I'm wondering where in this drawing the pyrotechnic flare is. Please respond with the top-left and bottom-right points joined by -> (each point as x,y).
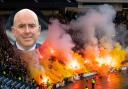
21,4 -> 126,87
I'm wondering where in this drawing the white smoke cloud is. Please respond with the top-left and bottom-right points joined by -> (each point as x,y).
69,4 -> 116,50
47,19 -> 75,52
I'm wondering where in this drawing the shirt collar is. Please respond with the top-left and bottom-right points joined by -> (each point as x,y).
16,42 -> 36,51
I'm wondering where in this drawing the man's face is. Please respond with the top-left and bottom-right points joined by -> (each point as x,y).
12,13 -> 40,50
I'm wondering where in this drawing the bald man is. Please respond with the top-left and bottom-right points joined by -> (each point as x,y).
12,9 -> 41,51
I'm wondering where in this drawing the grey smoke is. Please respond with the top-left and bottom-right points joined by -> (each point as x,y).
69,4 -> 116,50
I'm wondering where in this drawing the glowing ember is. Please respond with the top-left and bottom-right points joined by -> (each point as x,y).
41,76 -> 50,84
95,56 -> 113,67
106,56 -> 112,65
68,60 -> 80,70
84,59 -> 90,64
50,47 -> 55,54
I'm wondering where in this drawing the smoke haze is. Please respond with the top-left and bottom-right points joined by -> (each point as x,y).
69,4 -> 116,50
47,19 -> 75,52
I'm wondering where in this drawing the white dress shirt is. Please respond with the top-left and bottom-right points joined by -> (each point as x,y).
16,42 -> 36,51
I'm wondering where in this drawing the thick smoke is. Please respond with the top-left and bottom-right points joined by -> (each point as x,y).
70,4 -> 116,51
47,19 -> 75,52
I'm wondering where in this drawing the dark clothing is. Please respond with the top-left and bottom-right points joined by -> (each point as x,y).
35,43 -> 41,48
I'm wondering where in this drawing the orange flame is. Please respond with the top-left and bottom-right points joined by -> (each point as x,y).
28,41 -> 126,86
